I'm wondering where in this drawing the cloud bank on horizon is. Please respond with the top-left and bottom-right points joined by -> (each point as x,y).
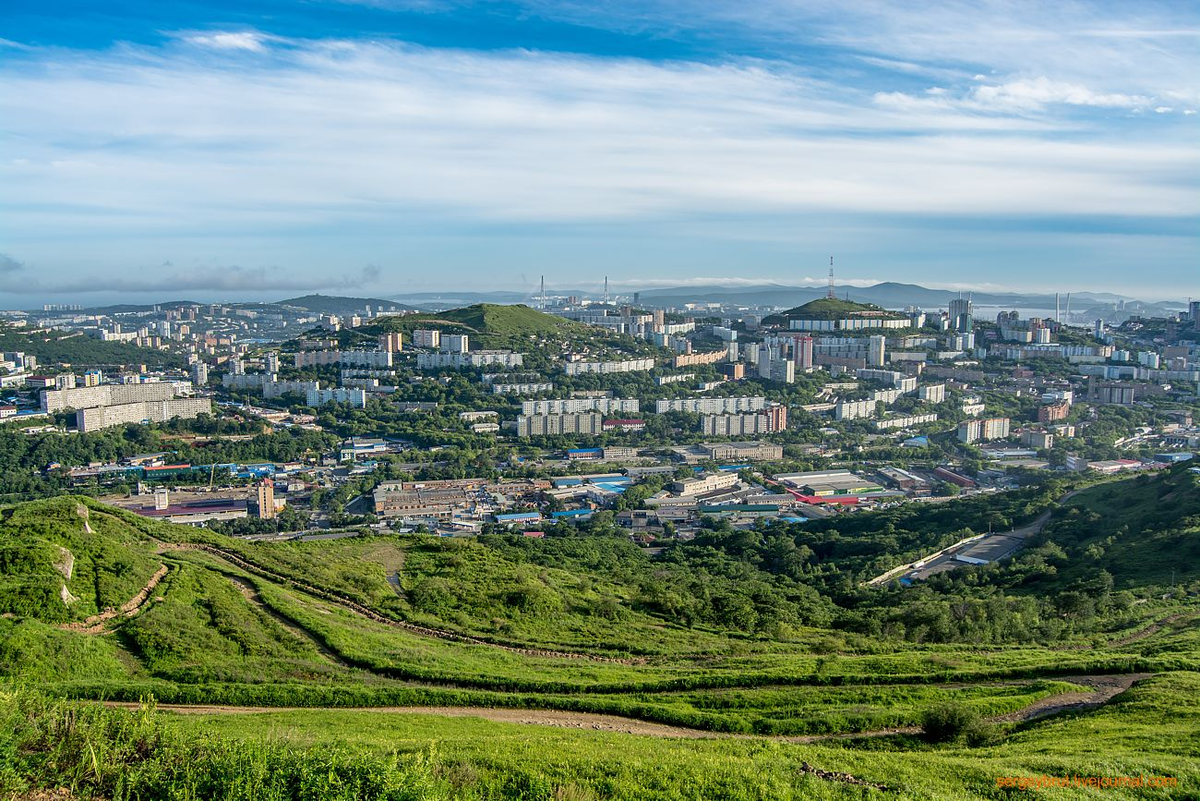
0,0 -> 1196,302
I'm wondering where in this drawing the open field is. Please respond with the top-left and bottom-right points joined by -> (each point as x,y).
2,472 -> 1198,798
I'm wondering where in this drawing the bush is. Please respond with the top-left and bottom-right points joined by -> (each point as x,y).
920,702 -> 993,745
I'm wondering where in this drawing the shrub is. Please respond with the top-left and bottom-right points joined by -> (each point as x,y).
920,702 -> 990,744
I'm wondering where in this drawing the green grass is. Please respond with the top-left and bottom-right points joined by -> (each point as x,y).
160,671 -> 1200,800
2,491 -> 1199,799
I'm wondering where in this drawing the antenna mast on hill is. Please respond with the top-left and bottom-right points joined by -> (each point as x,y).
827,256 -> 836,299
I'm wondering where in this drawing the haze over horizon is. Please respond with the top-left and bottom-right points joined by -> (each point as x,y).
2,0 -> 1197,304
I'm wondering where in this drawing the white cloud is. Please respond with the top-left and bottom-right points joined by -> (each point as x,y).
0,31 -> 1196,285
1155,106 -> 1174,113
183,31 -> 271,52
970,77 -> 1149,111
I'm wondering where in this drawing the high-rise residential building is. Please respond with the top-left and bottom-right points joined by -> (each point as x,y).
83,370 -> 102,387
867,335 -> 886,367
957,416 -> 1011,443
441,334 -> 469,353
265,352 -> 281,373
949,296 -> 973,331
523,398 -> 639,415
918,383 -> 946,403
412,329 -> 441,349
190,362 -> 208,386
378,332 -> 404,352
256,480 -> 276,520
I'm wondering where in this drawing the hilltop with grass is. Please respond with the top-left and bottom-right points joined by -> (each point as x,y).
0,469 -> 1197,799
780,297 -> 908,321
370,303 -> 586,338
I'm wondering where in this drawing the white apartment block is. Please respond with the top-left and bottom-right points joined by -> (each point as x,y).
42,382 -> 180,413
418,352 -> 524,369
656,397 -> 767,414
874,413 -> 938,431
918,384 -> 946,403
562,358 -> 655,375
835,399 -> 877,420
522,398 -> 640,415
700,412 -> 780,437
957,416 -> 1011,443
76,398 -> 211,433
294,350 -> 394,369
306,388 -> 368,408
492,383 -> 554,395
517,412 -> 605,437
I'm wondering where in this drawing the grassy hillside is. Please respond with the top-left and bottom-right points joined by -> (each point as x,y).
0,488 -> 1197,799
277,294 -> 409,315
3,672 -> 1197,799
1049,467 -> 1200,587
370,303 -> 585,339
0,324 -> 183,368
781,297 -> 904,320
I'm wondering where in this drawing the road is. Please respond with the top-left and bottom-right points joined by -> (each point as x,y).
866,488 -> 1088,586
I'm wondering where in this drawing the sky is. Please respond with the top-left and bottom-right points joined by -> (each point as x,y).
1,0 -> 1197,305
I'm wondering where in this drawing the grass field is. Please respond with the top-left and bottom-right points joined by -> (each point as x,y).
1,475 -> 1198,799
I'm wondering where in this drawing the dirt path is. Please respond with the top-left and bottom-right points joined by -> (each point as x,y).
988,673 -> 1149,723
102,672 -> 1149,744
167,542 -> 645,665
224,575 -> 353,668
1107,613 -> 1193,647
60,564 -> 170,635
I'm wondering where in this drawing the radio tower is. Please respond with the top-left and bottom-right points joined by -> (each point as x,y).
827,256 -> 836,299
540,275 -> 546,309
604,276 -> 609,306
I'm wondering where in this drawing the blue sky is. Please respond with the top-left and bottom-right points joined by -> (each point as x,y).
1,0 -> 1197,304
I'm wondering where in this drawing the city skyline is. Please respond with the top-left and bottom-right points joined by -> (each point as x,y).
1,0 -> 1197,303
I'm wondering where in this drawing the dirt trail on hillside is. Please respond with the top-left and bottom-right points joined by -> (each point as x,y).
1107,613 -> 1194,647
102,672 -> 1149,744
224,575 -> 353,668
166,542 -> 646,665
60,564 -> 170,635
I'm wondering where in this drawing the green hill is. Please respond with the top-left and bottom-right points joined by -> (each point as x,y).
1043,467 -> 1200,587
0,324 -> 184,369
438,304 -> 585,336
369,303 -> 586,339
1,488 -> 1197,799
781,297 -> 905,320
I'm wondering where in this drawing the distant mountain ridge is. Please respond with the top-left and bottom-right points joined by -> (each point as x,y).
632,281 -> 1185,310
276,294 -> 411,315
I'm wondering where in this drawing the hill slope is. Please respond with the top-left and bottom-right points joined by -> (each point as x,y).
0,324 -> 183,369
781,297 -> 905,320
369,303 -> 586,340
277,294 -> 411,315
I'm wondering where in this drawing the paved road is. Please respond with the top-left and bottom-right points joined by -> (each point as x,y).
866,488 -> 1088,586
